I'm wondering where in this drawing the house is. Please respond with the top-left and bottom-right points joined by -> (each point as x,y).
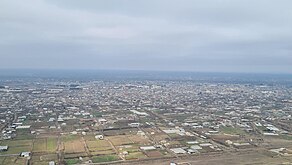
49,161 -> 55,165
16,125 -> 31,129
170,148 -> 186,154
128,123 -> 140,127
98,118 -> 107,124
20,152 -> 31,157
140,146 -> 156,151
0,146 -> 8,152
95,135 -> 104,140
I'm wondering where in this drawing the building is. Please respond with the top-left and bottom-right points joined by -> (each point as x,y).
95,135 -> 104,140
0,146 -> 8,152
170,148 -> 186,154
128,123 -> 141,127
20,152 -> 31,157
49,161 -> 55,165
140,146 -> 156,151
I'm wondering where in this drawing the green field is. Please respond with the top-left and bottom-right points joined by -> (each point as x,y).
47,137 -> 58,152
62,135 -> 80,142
33,137 -> 57,153
220,126 -> 246,135
65,158 -> 81,165
92,155 -> 119,163
0,140 -> 32,154
125,151 -> 147,160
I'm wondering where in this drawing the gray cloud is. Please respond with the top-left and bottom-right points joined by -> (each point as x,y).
0,0 -> 292,73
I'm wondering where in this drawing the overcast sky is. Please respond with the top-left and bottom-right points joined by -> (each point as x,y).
1,0 -> 292,73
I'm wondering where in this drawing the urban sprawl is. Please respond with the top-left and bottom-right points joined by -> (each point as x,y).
0,78 -> 292,165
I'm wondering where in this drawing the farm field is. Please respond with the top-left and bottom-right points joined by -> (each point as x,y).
108,135 -> 134,146
62,135 -> 86,154
0,139 -> 32,154
32,137 -> 58,153
0,156 -> 26,165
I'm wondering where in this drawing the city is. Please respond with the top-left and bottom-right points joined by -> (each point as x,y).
0,73 -> 291,164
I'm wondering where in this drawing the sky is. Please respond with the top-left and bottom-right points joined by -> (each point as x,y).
0,0 -> 292,73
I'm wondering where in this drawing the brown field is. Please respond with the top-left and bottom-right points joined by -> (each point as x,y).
210,134 -> 240,141
152,133 -> 169,141
86,140 -> 113,151
145,150 -> 163,158
1,157 -> 26,165
64,140 -> 86,153
62,135 -> 86,153
168,140 -> 182,148
108,135 -> 133,146
127,135 -> 150,145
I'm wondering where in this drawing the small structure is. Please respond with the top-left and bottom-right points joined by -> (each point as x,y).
130,110 -> 148,116
49,161 -> 55,165
140,146 -> 156,151
170,148 -> 187,154
199,143 -> 212,147
16,125 -> 31,129
190,145 -> 202,150
187,148 -> 197,154
0,146 -> 8,152
98,118 -> 107,124
48,118 -> 55,122
20,152 -> 31,157
71,131 -> 78,135
128,123 -> 140,127
95,135 -> 104,140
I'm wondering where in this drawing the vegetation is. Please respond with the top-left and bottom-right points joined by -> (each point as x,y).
220,126 -> 246,135
91,155 -> 119,163
65,159 -> 80,165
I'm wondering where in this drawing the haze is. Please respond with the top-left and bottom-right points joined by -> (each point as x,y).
1,0 -> 292,73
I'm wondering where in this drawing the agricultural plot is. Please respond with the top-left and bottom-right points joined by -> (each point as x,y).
32,137 -> 57,153
145,150 -> 163,158
127,135 -> 150,145
118,145 -> 147,160
30,153 -> 58,165
64,153 -> 88,159
64,158 -> 81,165
62,135 -> 86,154
220,126 -> 246,135
86,140 -> 112,152
152,133 -> 169,141
86,139 -> 114,155
33,137 -> 57,153
47,137 -> 58,152
14,129 -> 35,140
33,138 -> 46,152
91,155 -> 120,163
125,151 -> 147,160
108,135 -> 133,146
0,139 -> 32,154
0,156 -> 26,165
